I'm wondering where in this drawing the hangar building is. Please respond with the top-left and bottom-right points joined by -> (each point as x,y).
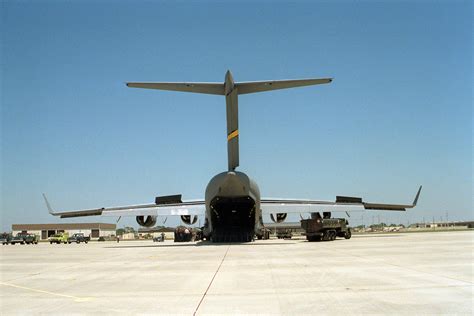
12,223 -> 116,240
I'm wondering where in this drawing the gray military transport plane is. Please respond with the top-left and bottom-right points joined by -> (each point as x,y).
44,70 -> 422,242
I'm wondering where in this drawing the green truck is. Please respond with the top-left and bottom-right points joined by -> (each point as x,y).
301,217 -> 352,242
49,232 -> 69,244
10,233 -> 39,245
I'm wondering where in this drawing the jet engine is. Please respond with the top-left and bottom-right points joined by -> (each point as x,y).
270,213 -> 287,223
180,215 -> 198,225
136,215 -> 157,227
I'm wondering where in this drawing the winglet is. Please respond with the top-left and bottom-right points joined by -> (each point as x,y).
413,186 -> 422,206
42,193 -> 57,215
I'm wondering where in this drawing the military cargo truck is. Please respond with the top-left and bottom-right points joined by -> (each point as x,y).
174,226 -> 193,242
301,215 -> 351,242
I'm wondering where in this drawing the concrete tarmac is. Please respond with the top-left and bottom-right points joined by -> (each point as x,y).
1,231 -> 472,315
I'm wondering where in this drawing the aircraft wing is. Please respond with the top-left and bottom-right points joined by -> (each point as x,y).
43,194 -> 206,218
261,186 -> 422,214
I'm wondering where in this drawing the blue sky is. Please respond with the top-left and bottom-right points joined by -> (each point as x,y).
1,0 -> 472,231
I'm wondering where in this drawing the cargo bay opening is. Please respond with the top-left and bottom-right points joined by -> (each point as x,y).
210,196 -> 255,242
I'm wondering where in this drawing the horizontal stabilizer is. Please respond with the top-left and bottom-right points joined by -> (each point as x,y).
126,82 -> 224,95
236,78 -> 332,94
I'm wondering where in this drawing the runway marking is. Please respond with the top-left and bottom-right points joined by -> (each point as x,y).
0,281 -> 91,302
193,245 -> 230,316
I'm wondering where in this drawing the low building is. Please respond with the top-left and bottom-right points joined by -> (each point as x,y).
12,223 -> 116,240
138,227 -> 176,240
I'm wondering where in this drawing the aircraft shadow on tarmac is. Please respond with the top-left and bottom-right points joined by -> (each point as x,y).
105,241 -> 299,249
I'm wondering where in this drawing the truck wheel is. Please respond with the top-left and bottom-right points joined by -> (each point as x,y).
76,241 -> 80,244
322,231 -> 329,241
50,241 -> 53,244
85,241 -> 88,244
344,229 -> 352,239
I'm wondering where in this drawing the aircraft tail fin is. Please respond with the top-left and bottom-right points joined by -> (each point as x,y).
126,71 -> 333,171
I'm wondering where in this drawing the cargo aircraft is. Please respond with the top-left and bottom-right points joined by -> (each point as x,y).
44,71 -> 421,242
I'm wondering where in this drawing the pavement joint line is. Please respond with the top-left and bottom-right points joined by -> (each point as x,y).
5,273 -> 42,283
0,281 -> 91,302
193,244 -> 231,316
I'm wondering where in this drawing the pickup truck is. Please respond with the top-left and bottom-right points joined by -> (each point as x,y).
49,232 -> 69,244
67,233 -> 90,244
10,233 -> 39,245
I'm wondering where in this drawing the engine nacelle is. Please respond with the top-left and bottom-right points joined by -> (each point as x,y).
270,213 -> 287,223
136,215 -> 157,227
180,215 -> 198,225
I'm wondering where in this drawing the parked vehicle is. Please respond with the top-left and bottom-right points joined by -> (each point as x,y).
49,232 -> 69,244
67,233 -> 90,244
174,226 -> 194,242
276,229 -> 292,239
24,234 -> 39,244
301,216 -> 352,242
10,233 -> 39,245
1,233 -> 12,245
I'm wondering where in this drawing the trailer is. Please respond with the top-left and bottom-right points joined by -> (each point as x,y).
301,217 -> 352,242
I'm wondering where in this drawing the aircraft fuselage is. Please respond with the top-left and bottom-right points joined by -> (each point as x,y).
204,171 -> 263,242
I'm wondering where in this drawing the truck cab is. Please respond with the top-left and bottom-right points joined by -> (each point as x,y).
67,233 -> 89,244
